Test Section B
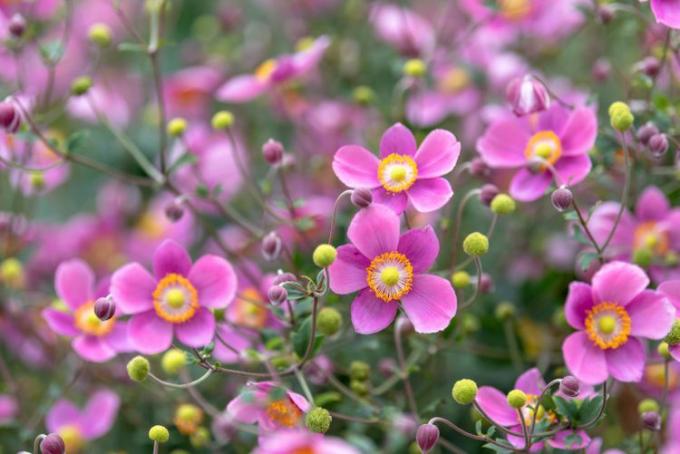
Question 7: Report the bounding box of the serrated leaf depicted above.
[577,395,604,425]
[553,396,579,421]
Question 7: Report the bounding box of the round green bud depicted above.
[490,193,516,215]
[495,302,516,321]
[148,425,170,443]
[611,109,634,132]
[461,313,480,334]
[88,23,112,47]
[507,389,527,409]
[317,307,342,336]
[190,427,210,447]
[127,355,150,382]
[452,379,478,405]
[71,76,92,96]
[664,320,680,345]
[352,85,375,105]
[403,58,427,78]
[665,252,679,267]
[167,118,187,137]
[161,349,187,375]
[451,271,471,288]
[638,398,659,415]
[30,171,45,190]
[313,244,337,268]
[0,257,24,288]
[658,342,671,360]
[305,407,332,433]
[211,110,234,129]
[632,248,653,267]
[350,379,369,396]
[463,232,489,257]
[608,101,630,117]
[350,361,370,381]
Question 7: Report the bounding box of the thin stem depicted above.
[394,325,418,417]
[450,189,481,271]
[325,373,378,411]
[329,410,381,424]
[328,190,353,244]
[504,318,523,373]
[147,369,213,389]
[152,440,159,454]
[518,408,530,452]
[529,379,561,440]
[601,132,632,254]
[461,257,483,309]
[572,197,604,262]
[148,0,168,173]
[294,367,314,404]
[33,434,46,454]
[428,417,510,449]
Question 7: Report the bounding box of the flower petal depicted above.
[127,310,173,355]
[406,178,453,213]
[188,255,237,309]
[398,225,439,273]
[605,338,645,383]
[350,289,398,334]
[562,331,608,385]
[626,290,675,339]
[559,107,598,156]
[153,239,192,279]
[476,117,530,168]
[554,154,592,186]
[635,186,670,221]
[379,123,417,158]
[110,263,156,314]
[592,261,649,306]
[80,390,120,439]
[659,280,680,313]
[332,145,380,188]
[475,387,518,426]
[216,74,268,103]
[372,187,408,214]
[72,335,116,363]
[414,129,460,178]
[55,259,95,310]
[175,308,216,347]
[515,368,545,396]
[328,244,369,295]
[651,0,680,29]
[564,282,595,330]
[213,324,251,363]
[46,400,80,433]
[509,169,552,202]
[347,204,400,259]
[42,308,79,337]
[401,274,457,333]
[548,430,591,450]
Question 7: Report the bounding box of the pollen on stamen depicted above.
[366,251,414,302]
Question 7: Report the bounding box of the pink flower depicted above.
[254,430,359,454]
[164,66,222,119]
[0,394,18,425]
[226,382,310,432]
[328,204,457,334]
[476,104,596,202]
[562,261,675,385]
[42,260,130,363]
[45,389,120,453]
[111,239,237,354]
[476,368,591,451]
[333,123,460,214]
[650,0,680,29]
[369,3,434,56]
[659,280,680,362]
[216,36,330,103]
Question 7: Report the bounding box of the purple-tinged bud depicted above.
[478,273,493,294]
[351,188,372,208]
[396,315,414,335]
[261,231,282,261]
[636,122,659,145]
[0,100,21,133]
[479,184,500,206]
[8,13,26,38]
[272,272,297,286]
[267,285,288,305]
[416,424,440,453]
[597,5,615,24]
[262,139,284,165]
[40,433,66,454]
[592,58,611,82]
[378,358,397,377]
[94,296,116,321]
[649,133,669,158]
[164,199,184,222]
[469,157,490,178]
[505,75,550,117]
[211,413,236,443]
[551,186,573,212]
[559,376,580,398]
[642,411,661,431]
[639,56,661,78]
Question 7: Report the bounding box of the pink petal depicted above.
[509,169,552,202]
[659,280,680,313]
[175,308,216,347]
[372,187,408,214]
[72,335,116,363]
[213,324,251,363]
[564,282,595,330]
[414,129,460,178]
[514,368,545,395]
[127,310,173,355]
[55,259,95,310]
[406,177,453,213]
[475,387,518,426]
[332,145,380,188]
[188,255,237,309]
[548,430,591,450]
[553,154,592,186]
[103,322,132,352]
[110,263,156,315]
[635,186,670,221]
[401,274,457,333]
[587,202,635,251]
[216,74,268,103]
[592,261,649,306]
[227,393,261,424]
[476,117,530,168]
[605,338,645,383]
[651,0,680,29]
[351,289,398,334]
[562,331,608,385]
[379,123,417,158]
[626,290,675,339]
[559,107,598,156]
[80,390,120,439]
[153,239,192,279]
[46,400,80,433]
[42,308,79,336]
[397,225,439,273]
[347,204,400,259]
[328,245,369,295]
[292,36,331,73]
[287,390,311,412]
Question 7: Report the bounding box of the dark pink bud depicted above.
[267,285,288,305]
[416,424,440,453]
[261,231,282,261]
[597,5,615,24]
[164,199,185,222]
[396,315,413,335]
[648,133,669,158]
[592,58,611,82]
[469,158,490,178]
[479,184,499,206]
[351,188,372,208]
[639,56,661,78]
[272,272,297,286]
[94,296,115,321]
[262,139,284,165]
[642,411,661,431]
[506,75,550,117]
[40,433,66,454]
[478,273,493,294]
[559,376,580,398]
[551,186,573,212]
[8,13,26,38]
[636,122,659,145]
[0,101,20,133]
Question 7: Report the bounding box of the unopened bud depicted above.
[164,199,185,222]
[637,122,659,145]
[479,184,499,206]
[478,273,493,293]
[597,5,615,24]
[559,376,580,398]
[262,139,284,165]
[40,434,65,454]
[642,411,661,431]
[272,272,297,286]
[94,296,115,321]
[416,424,440,453]
[261,231,282,261]
[351,188,373,208]
[469,158,490,178]
[639,56,661,78]
[551,186,573,212]
[267,285,287,305]
[592,58,611,82]
[506,75,550,117]
[0,100,21,133]
[8,13,26,38]
[71,76,92,96]
[648,133,669,158]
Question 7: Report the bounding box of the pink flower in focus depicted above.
[650,0,680,29]
[254,430,359,454]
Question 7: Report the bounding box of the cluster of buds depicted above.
[637,122,669,159]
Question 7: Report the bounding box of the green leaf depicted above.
[577,395,604,425]
[553,396,579,421]
[167,153,197,174]
[292,316,325,358]
[577,252,598,271]
[39,41,64,64]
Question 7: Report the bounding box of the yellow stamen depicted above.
[524,130,562,170]
[634,222,669,256]
[585,302,631,350]
[166,288,185,309]
[74,301,115,336]
[153,274,199,324]
[499,0,531,20]
[255,59,277,81]
[233,288,268,329]
[366,252,414,302]
[265,399,303,428]
[377,154,418,193]
[59,425,85,453]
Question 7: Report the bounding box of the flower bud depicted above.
[658,341,671,360]
[478,273,493,293]
[162,348,187,375]
[262,139,284,165]
[0,100,21,133]
[637,122,659,145]
[88,23,112,47]
[352,85,375,105]
[272,272,297,286]
[71,76,92,96]
[559,376,580,398]
[94,296,115,321]
[167,117,187,137]
[642,411,661,431]
[597,5,615,23]
[608,101,630,117]
[8,13,26,38]
[148,425,170,443]
[351,188,373,208]
[505,75,550,117]
[164,198,185,222]
[592,58,611,82]
[261,231,282,261]
[608,102,633,131]
[639,56,661,78]
[638,399,659,414]
[469,158,490,178]
[490,193,516,215]
[664,320,680,345]
[403,58,427,78]
[267,285,288,305]
[211,111,234,129]
[463,232,489,257]
[190,426,210,447]
[350,361,370,381]
[127,355,150,382]
[313,244,337,268]
[396,315,414,335]
[507,389,527,408]
[648,133,669,158]
[416,423,440,453]
[305,407,332,433]
[0,257,24,288]
[451,271,471,289]
[452,379,478,405]
[317,307,342,336]
[40,433,65,454]
[495,302,515,321]
[551,186,573,212]
[479,184,499,206]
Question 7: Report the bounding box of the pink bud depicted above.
[164,199,185,222]
[506,75,550,117]
[262,139,284,165]
[261,231,282,261]
[592,58,611,82]
[636,122,659,145]
[94,296,116,321]
[351,188,372,208]
[469,158,490,178]
[272,272,297,286]
[479,184,499,206]
[416,424,439,453]
[559,376,580,398]
[8,13,26,38]
[40,434,65,454]
[648,133,669,158]
[551,186,573,212]
[0,101,20,133]
[267,285,288,305]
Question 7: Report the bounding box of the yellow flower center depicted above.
[367,252,414,302]
[174,404,204,435]
[585,302,631,350]
[520,394,557,427]
[377,154,418,193]
[255,59,277,81]
[645,363,679,390]
[524,130,562,170]
[136,212,165,239]
[265,398,303,428]
[74,301,116,336]
[634,222,669,256]
[59,425,85,453]
[292,448,315,454]
[439,68,470,94]
[153,273,199,324]
[499,0,531,20]
[233,288,268,329]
